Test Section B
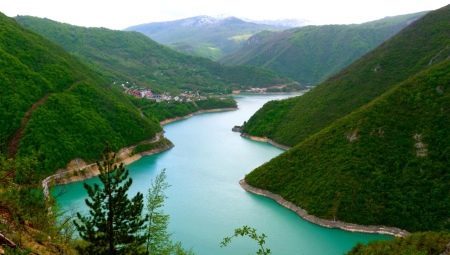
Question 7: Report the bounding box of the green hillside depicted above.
[126,16,285,60]
[16,16,293,94]
[246,59,450,231]
[348,232,450,255]
[0,12,161,174]
[221,12,426,85]
[242,6,450,146]
[130,96,237,121]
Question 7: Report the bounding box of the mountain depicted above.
[16,16,293,94]
[348,232,450,255]
[242,7,449,146]
[221,12,426,86]
[247,58,450,232]
[126,16,285,60]
[0,12,161,173]
[245,18,309,28]
[243,5,450,232]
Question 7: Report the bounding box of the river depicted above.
[53,94,391,255]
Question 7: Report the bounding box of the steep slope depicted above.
[221,12,426,85]
[246,59,450,232]
[0,12,161,173]
[126,16,286,60]
[242,6,450,146]
[348,232,450,255]
[16,16,293,94]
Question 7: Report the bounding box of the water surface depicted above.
[53,94,391,255]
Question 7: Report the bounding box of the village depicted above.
[116,81,208,102]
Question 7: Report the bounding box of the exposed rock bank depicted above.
[42,133,173,198]
[239,133,291,150]
[240,179,409,237]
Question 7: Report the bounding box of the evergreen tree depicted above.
[74,152,147,255]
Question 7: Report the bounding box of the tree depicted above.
[74,152,147,255]
[221,226,271,255]
[145,169,194,255]
[146,169,171,254]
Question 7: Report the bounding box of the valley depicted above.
[0,2,449,254]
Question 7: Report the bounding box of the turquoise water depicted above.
[53,94,391,255]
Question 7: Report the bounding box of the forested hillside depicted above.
[0,12,161,174]
[221,12,426,85]
[348,232,450,255]
[246,59,450,232]
[16,16,294,94]
[242,6,450,146]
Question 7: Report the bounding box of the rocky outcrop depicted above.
[240,179,409,237]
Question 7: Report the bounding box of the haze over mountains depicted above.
[126,16,292,60]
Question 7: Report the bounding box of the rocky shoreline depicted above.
[160,107,238,126]
[239,132,291,151]
[240,179,410,237]
[42,107,237,198]
[42,133,173,198]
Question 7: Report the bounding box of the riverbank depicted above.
[160,107,237,126]
[42,133,173,197]
[42,107,237,197]
[239,179,409,237]
[239,133,291,151]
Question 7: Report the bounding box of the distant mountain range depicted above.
[221,12,427,85]
[126,16,289,60]
[16,16,293,94]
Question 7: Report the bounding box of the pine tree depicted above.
[74,152,147,255]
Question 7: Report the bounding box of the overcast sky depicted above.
[0,0,448,29]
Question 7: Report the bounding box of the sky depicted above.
[0,0,448,29]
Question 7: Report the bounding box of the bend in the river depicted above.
[53,94,391,255]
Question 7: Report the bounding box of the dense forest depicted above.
[244,5,450,233]
[242,6,450,147]
[16,16,296,94]
[348,232,450,255]
[221,12,425,85]
[0,12,162,175]
[1,3,449,254]
[130,97,237,121]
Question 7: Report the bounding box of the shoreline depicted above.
[42,107,237,197]
[240,179,409,237]
[42,133,173,198]
[160,107,237,126]
[239,179,409,237]
[240,133,291,151]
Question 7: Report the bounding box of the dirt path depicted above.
[7,81,81,158]
[7,95,50,157]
